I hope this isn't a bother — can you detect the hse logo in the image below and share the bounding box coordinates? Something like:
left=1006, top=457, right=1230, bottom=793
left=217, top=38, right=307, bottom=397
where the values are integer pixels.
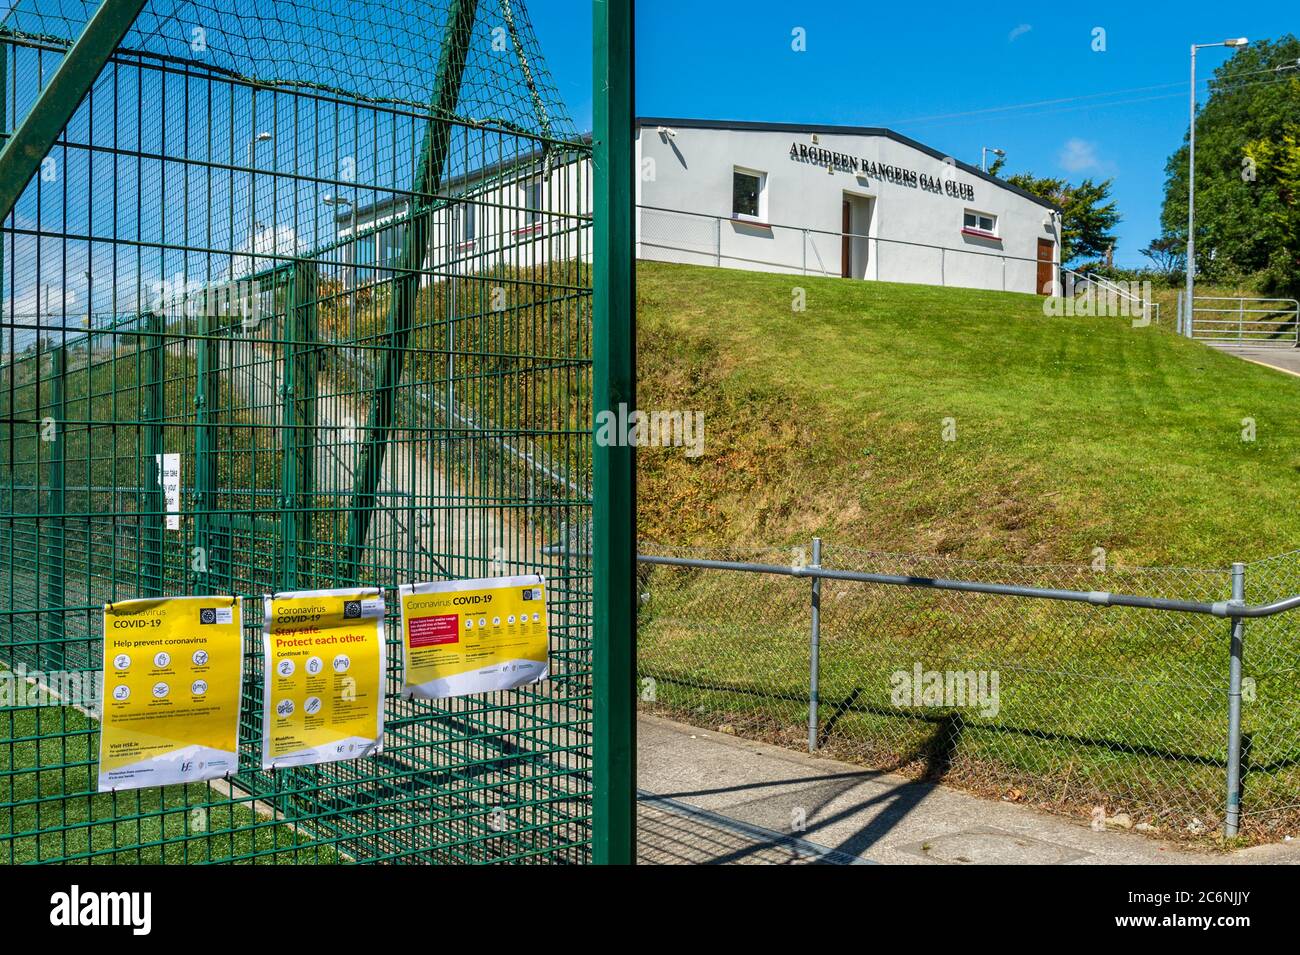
left=49, top=885, right=152, bottom=935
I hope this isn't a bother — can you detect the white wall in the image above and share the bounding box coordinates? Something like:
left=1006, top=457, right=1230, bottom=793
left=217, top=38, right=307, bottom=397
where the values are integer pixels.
left=636, top=124, right=1060, bottom=295
left=330, top=123, right=1062, bottom=297
left=339, top=153, right=593, bottom=285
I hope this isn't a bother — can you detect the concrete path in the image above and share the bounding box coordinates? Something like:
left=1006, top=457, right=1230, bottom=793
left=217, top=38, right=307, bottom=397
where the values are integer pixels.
left=217, top=337, right=513, bottom=572
left=1211, top=344, right=1300, bottom=378
left=636, top=714, right=1300, bottom=865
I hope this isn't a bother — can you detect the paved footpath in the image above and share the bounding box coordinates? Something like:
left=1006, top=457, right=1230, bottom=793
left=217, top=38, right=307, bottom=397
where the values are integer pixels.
left=635, top=715, right=1300, bottom=865
left=1211, top=344, right=1300, bottom=378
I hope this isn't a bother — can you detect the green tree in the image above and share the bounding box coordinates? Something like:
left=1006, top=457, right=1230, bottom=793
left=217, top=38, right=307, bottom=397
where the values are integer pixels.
left=1139, top=235, right=1186, bottom=276
left=1004, top=173, right=1121, bottom=265
left=1157, top=35, right=1300, bottom=294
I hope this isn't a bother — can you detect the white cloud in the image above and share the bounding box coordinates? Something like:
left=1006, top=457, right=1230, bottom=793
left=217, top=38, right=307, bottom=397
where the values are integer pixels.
left=8, top=283, right=79, bottom=324
left=1008, top=24, right=1033, bottom=42
left=1059, top=138, right=1101, bottom=173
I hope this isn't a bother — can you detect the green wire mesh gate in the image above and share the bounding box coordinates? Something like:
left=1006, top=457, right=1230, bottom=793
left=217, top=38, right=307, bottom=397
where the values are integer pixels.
left=0, top=0, right=610, bottom=864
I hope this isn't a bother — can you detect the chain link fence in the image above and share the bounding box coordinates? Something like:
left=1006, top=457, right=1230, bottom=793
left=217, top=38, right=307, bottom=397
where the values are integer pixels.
left=636, top=540, right=1300, bottom=842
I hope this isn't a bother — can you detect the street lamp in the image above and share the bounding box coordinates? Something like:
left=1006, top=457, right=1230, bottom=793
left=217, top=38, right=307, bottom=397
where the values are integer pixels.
left=1186, top=37, right=1247, bottom=336
left=981, top=146, right=1005, bottom=173
left=322, top=193, right=358, bottom=341
left=246, top=132, right=273, bottom=281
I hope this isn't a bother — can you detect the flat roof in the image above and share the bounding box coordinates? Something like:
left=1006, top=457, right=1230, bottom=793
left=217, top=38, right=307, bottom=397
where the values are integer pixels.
left=337, top=133, right=592, bottom=224
left=636, top=116, right=1061, bottom=213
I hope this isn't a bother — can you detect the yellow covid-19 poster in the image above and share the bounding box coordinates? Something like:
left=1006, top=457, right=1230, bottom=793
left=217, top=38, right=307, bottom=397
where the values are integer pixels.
left=398, top=575, right=548, bottom=699
left=98, top=595, right=243, bottom=792
left=261, top=587, right=386, bottom=770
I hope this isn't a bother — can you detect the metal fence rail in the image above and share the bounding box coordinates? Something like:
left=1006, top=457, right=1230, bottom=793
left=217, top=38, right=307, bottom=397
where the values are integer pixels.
left=637, top=203, right=1057, bottom=293
left=618, top=540, right=1300, bottom=841
left=1058, top=267, right=1162, bottom=326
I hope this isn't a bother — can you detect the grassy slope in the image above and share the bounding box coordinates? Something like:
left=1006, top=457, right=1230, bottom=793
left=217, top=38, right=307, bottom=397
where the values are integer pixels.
left=637, top=261, right=1300, bottom=567
left=635, top=262, right=1300, bottom=836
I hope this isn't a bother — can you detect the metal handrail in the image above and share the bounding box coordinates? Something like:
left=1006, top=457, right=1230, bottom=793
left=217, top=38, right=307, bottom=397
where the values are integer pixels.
left=637, top=202, right=1055, bottom=268
left=545, top=545, right=1300, bottom=620
left=1084, top=271, right=1160, bottom=323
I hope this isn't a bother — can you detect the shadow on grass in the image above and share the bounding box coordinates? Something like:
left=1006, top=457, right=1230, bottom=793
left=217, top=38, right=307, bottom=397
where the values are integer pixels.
left=640, top=669, right=1300, bottom=773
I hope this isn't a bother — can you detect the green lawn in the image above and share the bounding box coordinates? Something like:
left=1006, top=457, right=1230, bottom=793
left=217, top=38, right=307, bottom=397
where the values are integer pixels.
left=0, top=668, right=340, bottom=864
left=635, top=261, right=1300, bottom=840
left=637, top=261, right=1300, bottom=565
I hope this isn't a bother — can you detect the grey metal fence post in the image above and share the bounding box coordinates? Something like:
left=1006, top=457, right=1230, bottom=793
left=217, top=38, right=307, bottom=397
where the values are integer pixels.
left=1226, top=561, right=1246, bottom=837
left=808, top=537, right=822, bottom=753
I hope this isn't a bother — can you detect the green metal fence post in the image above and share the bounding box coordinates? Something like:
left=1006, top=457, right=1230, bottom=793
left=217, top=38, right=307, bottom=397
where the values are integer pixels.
left=279, top=267, right=297, bottom=591
left=42, top=344, right=66, bottom=669
left=592, top=0, right=637, bottom=865
left=193, top=305, right=219, bottom=589
left=1, top=31, right=7, bottom=330
left=140, top=311, right=164, bottom=597
left=340, top=0, right=478, bottom=582
left=0, top=0, right=147, bottom=224
left=282, top=260, right=318, bottom=589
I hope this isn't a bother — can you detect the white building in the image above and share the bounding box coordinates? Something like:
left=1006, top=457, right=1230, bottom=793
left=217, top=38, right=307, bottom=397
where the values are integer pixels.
left=635, top=118, right=1061, bottom=295
left=331, top=136, right=593, bottom=291
left=331, top=118, right=1061, bottom=297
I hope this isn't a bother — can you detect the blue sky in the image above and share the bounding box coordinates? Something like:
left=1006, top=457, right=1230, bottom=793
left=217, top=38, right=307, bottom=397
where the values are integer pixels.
left=532, top=1, right=1296, bottom=268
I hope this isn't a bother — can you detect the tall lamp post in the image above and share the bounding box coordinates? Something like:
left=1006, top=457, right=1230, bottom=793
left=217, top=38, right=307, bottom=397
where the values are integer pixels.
left=981, top=146, right=1005, bottom=173
left=322, top=193, right=357, bottom=341
left=247, top=131, right=273, bottom=281
left=1186, top=37, right=1248, bottom=335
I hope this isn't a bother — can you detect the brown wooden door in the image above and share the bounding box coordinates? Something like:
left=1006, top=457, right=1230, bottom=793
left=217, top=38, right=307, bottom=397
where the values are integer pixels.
left=841, top=201, right=852, bottom=278
left=1036, top=239, right=1055, bottom=295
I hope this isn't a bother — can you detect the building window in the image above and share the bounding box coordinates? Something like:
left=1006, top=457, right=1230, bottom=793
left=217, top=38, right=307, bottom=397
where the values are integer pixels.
left=523, top=178, right=543, bottom=225
left=732, top=167, right=766, bottom=221
left=382, top=224, right=405, bottom=266
left=460, top=202, right=476, bottom=243
left=963, top=210, right=998, bottom=236
left=354, top=232, right=376, bottom=268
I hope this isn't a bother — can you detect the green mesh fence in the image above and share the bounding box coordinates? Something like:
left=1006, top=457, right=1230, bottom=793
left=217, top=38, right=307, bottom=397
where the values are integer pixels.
left=1, top=0, right=595, bottom=864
